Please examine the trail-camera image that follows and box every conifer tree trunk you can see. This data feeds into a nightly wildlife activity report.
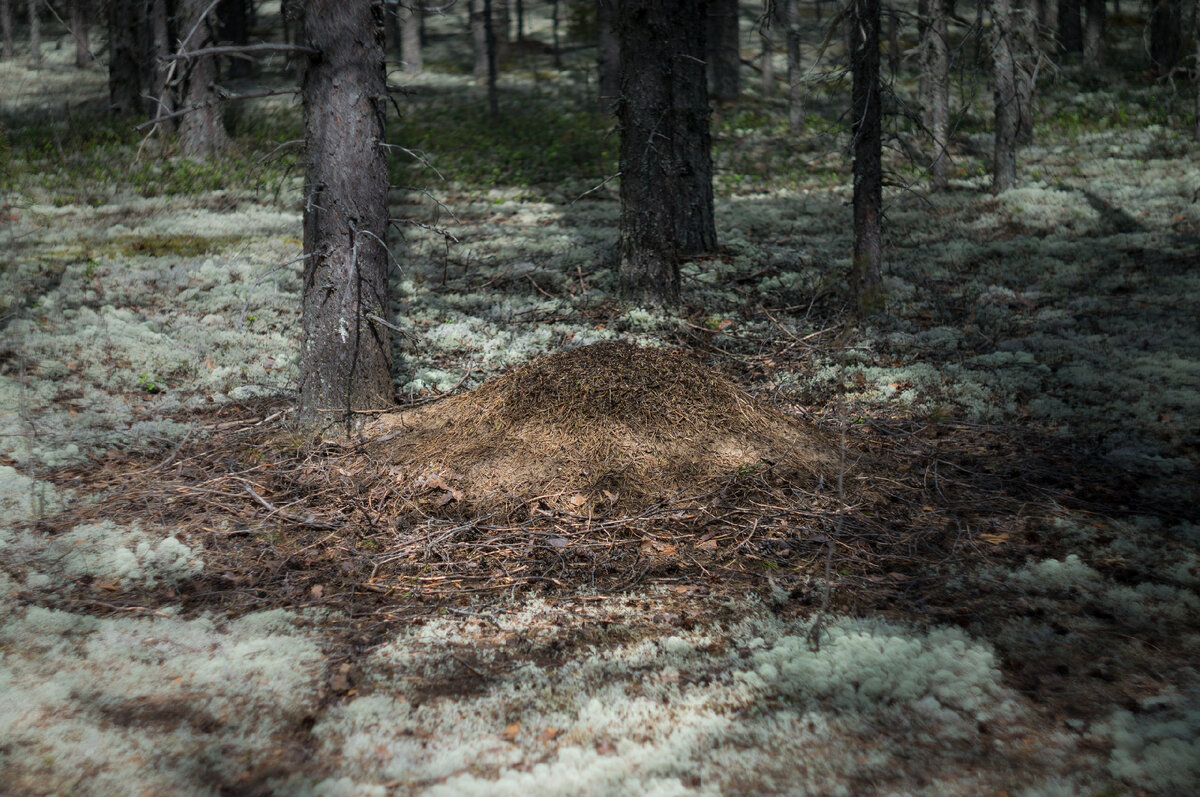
[27,0,38,68]
[472,0,488,78]
[107,0,143,113]
[706,0,740,101]
[71,0,91,66]
[617,0,716,304]
[1149,0,1181,74]
[179,0,230,158]
[785,0,803,132]
[1057,0,1082,53]
[1013,0,1037,145]
[925,0,951,189]
[849,0,883,313]
[760,12,774,96]
[597,0,620,110]
[400,3,422,73]
[1083,0,1104,65]
[2,0,14,61]
[298,0,394,426]
[992,0,1019,192]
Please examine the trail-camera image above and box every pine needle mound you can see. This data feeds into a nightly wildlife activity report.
[361,342,840,518]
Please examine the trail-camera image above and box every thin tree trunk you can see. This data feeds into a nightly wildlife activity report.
[298,0,394,426]
[400,3,422,73]
[148,0,172,126]
[179,0,230,158]
[1195,0,1200,141]
[1083,0,1103,65]
[107,0,142,113]
[707,0,740,101]
[472,0,487,78]
[220,0,251,78]
[785,0,803,132]
[515,0,523,40]
[483,0,499,116]
[71,0,91,66]
[850,0,883,314]
[886,5,900,77]
[992,0,1019,192]
[2,0,14,61]
[597,0,620,111]
[617,0,715,304]
[927,0,950,189]
[1013,0,1037,145]
[27,0,39,68]
[1057,0,1082,53]
[1149,0,1181,74]
[760,13,774,96]
[551,0,561,66]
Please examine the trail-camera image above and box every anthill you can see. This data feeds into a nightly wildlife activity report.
[354,341,844,519]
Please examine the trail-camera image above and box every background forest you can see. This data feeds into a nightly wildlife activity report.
[1,0,1199,794]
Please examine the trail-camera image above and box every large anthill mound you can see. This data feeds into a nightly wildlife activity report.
[358,342,843,517]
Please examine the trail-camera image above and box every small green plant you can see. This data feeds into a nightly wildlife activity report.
[136,372,161,394]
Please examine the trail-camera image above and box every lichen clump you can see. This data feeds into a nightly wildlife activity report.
[363,342,840,517]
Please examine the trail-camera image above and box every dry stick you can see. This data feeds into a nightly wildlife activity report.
[163,42,318,62]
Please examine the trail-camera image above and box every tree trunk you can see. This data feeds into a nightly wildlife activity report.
[706,0,740,101]
[1013,0,1037,145]
[147,0,173,126]
[1083,0,1103,65]
[220,0,252,78]
[785,0,803,132]
[992,0,1018,193]
[107,0,143,114]
[400,3,421,73]
[515,0,523,40]
[179,0,230,159]
[1195,0,1200,141]
[472,0,487,78]
[760,13,774,96]
[27,0,38,68]
[298,0,394,426]
[483,0,499,116]
[597,0,620,111]
[886,5,900,77]
[2,0,14,61]
[71,0,91,66]
[1057,0,1081,54]
[850,0,883,314]
[926,0,950,189]
[1149,0,1181,74]
[617,0,716,304]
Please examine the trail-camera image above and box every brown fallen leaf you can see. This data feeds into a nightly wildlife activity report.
[538,727,561,743]
[980,532,1010,545]
[501,723,521,742]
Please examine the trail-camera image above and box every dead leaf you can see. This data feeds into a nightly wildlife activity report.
[548,537,569,549]
[310,584,325,599]
[568,493,587,508]
[696,538,718,551]
[501,723,521,742]
[538,727,561,743]
[436,488,465,506]
[980,532,1010,545]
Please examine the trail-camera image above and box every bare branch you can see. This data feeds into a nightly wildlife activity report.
[164,42,318,63]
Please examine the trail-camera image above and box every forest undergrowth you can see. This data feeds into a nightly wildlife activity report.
[2,6,1199,795]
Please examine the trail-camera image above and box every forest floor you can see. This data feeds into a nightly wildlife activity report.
[2,9,1200,797]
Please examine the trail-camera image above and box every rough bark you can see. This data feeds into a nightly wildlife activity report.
[2,0,14,61]
[850,0,883,314]
[298,0,394,425]
[483,0,499,116]
[1149,0,1181,74]
[1195,0,1200,141]
[617,0,716,304]
[71,0,91,66]
[516,0,524,40]
[179,0,230,158]
[925,0,950,189]
[706,0,740,101]
[1057,0,1081,54]
[785,0,803,132]
[27,0,38,67]
[886,5,900,77]
[597,0,620,111]
[400,3,421,72]
[1083,0,1103,66]
[991,0,1019,193]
